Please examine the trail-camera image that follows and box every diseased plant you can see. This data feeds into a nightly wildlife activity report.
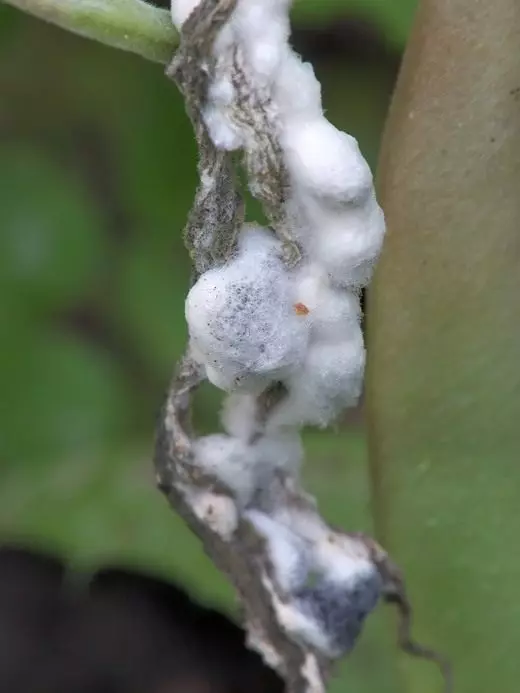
[3,1,456,692]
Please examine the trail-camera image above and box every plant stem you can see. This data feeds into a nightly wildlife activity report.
[3,0,177,63]
[368,0,520,690]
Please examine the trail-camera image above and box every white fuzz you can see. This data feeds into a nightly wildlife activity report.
[192,434,257,505]
[246,630,284,672]
[172,0,386,662]
[186,225,309,393]
[269,328,365,428]
[229,0,291,80]
[170,0,201,28]
[182,0,385,414]
[302,655,325,693]
[293,264,361,341]
[308,194,386,289]
[274,54,323,121]
[193,431,303,506]
[253,432,303,480]
[221,392,258,441]
[311,533,375,586]
[268,587,335,655]
[182,485,239,539]
[281,119,373,205]
[246,509,310,593]
[249,509,381,657]
[203,108,243,151]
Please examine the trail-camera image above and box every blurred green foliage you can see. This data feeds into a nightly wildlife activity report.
[293,0,417,48]
[0,2,412,692]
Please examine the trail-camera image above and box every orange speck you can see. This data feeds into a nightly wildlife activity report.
[294,302,310,316]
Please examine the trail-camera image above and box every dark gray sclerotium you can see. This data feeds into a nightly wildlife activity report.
[295,569,383,655]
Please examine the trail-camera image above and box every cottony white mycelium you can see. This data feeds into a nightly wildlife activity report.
[155,1,450,692]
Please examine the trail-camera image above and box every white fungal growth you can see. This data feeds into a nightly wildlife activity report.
[302,654,326,693]
[274,53,323,121]
[221,392,259,441]
[192,434,257,504]
[282,120,373,205]
[182,485,239,539]
[186,225,310,394]
[247,507,377,596]
[172,0,387,672]
[309,196,386,289]
[181,0,385,419]
[170,0,201,28]
[193,431,303,507]
[253,432,303,481]
[269,330,365,429]
[247,509,381,657]
[246,509,311,593]
[246,629,284,673]
[266,581,337,656]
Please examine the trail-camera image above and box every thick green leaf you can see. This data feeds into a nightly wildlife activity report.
[368,1,520,691]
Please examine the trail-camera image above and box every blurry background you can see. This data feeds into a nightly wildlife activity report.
[0,1,416,691]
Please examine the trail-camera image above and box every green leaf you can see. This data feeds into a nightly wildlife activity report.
[111,236,189,380]
[0,144,106,314]
[0,4,22,43]
[368,1,520,691]
[111,65,198,246]
[0,327,131,465]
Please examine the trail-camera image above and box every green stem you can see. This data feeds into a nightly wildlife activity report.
[368,0,520,691]
[3,0,177,63]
